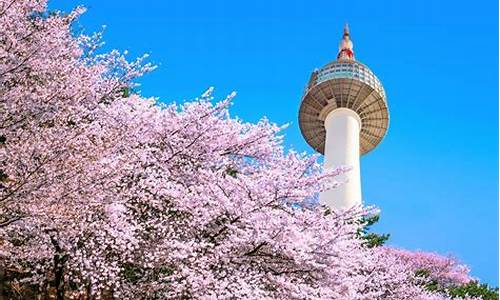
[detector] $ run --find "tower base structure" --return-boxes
[320,108,362,210]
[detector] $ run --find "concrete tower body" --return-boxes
[298,25,389,210]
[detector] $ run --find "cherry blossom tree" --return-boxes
[0,1,489,299]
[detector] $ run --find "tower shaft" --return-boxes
[320,108,362,209]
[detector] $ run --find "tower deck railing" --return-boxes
[304,60,386,101]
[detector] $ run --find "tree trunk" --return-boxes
[54,252,66,300]
[46,229,68,300]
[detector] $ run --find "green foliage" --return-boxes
[121,87,137,98]
[225,167,238,178]
[362,214,381,228]
[448,281,499,300]
[358,214,390,248]
[122,263,143,283]
[416,268,498,300]
[415,268,440,292]
[363,232,390,248]
[122,263,175,284]
[158,267,174,277]
[415,269,431,278]
[122,87,131,98]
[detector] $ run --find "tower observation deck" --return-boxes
[298,24,389,209]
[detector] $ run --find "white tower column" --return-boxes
[320,108,362,209]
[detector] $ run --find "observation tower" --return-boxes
[298,24,389,209]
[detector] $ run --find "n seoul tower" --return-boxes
[298,24,389,209]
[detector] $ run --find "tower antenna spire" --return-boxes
[337,23,354,60]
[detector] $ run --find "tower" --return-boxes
[298,24,389,210]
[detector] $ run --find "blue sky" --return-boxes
[50,0,499,285]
